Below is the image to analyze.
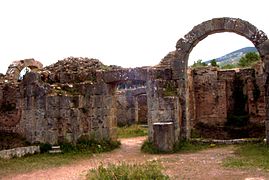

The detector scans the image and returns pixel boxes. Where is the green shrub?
[60,142,77,153]
[87,161,169,180]
[60,136,120,153]
[141,140,164,154]
[39,143,52,153]
[163,82,177,97]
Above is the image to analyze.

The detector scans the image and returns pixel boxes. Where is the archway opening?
[113,80,148,138]
[18,66,31,81]
[187,32,265,140]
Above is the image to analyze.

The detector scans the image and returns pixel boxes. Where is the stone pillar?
[258,40,269,144]
[134,96,139,124]
[153,122,175,152]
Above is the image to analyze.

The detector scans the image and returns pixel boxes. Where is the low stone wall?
[0,145,40,159]
[191,138,262,145]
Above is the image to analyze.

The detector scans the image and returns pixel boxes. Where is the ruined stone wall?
[0,82,21,132]
[188,66,265,128]
[0,58,119,144]
[0,73,116,144]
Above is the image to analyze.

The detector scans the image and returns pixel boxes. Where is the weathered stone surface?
[5,59,43,82]
[153,122,174,152]
[0,145,40,159]
[188,67,265,127]
[0,17,269,149]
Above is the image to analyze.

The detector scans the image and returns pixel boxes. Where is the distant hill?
[205,47,258,65]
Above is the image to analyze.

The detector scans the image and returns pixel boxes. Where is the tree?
[192,59,207,68]
[238,52,260,68]
[210,59,219,67]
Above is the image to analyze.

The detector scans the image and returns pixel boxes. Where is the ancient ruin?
[1,17,269,151]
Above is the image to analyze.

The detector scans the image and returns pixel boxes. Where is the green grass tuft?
[141,140,215,154]
[0,152,92,177]
[117,124,148,138]
[223,143,269,169]
[141,140,163,154]
[86,160,169,180]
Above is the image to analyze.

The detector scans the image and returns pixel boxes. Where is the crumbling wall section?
[188,66,265,128]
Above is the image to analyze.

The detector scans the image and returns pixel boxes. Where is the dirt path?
[5,137,269,180]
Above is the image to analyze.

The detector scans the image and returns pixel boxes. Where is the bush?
[60,136,120,153]
[238,52,260,68]
[87,161,169,180]
[141,140,164,154]
[39,143,52,153]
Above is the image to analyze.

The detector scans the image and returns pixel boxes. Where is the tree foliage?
[221,52,260,69]
[238,52,260,68]
[210,59,219,67]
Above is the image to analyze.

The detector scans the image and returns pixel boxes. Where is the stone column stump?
[153,122,175,152]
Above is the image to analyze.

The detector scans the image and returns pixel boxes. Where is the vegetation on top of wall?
[191,60,207,68]
[163,82,177,97]
[61,85,80,95]
[221,64,237,69]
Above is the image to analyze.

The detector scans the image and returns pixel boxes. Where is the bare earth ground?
[4,136,269,180]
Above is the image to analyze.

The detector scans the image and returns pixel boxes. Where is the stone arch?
[5,59,43,81]
[176,17,267,61]
[169,17,269,141]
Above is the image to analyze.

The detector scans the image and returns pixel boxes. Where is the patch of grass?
[0,151,92,177]
[141,140,215,154]
[173,141,216,153]
[0,137,120,178]
[141,140,163,154]
[223,143,269,170]
[86,160,169,180]
[117,124,148,138]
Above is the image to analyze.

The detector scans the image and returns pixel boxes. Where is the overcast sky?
[0,0,268,73]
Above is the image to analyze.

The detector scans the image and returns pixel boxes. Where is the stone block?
[212,18,225,31]
[153,122,175,152]
[257,40,269,56]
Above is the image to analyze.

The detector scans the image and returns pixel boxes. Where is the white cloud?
[0,0,268,73]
